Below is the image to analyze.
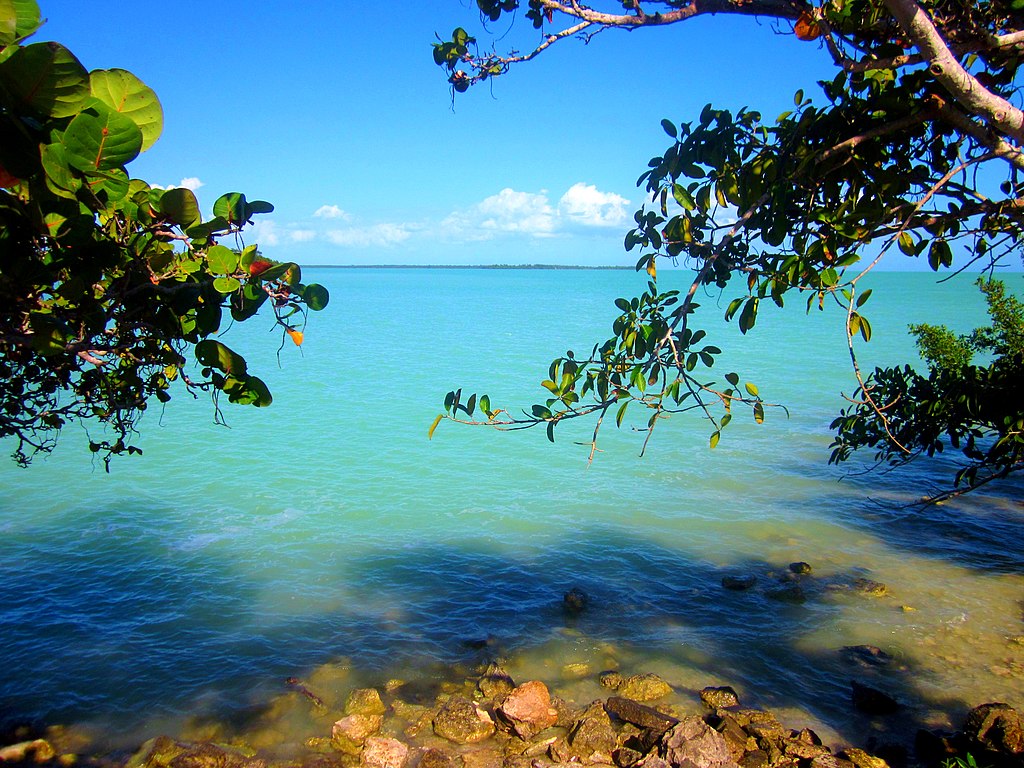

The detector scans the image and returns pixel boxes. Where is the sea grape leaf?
[64,102,143,172]
[88,68,163,150]
[0,41,90,118]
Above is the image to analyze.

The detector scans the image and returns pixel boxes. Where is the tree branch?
[883,0,1024,144]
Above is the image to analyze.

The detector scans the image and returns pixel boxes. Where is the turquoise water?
[1,269,1022,752]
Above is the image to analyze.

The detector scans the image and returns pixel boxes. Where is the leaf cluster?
[830,278,1024,492]
[432,0,1024,495]
[0,1,329,465]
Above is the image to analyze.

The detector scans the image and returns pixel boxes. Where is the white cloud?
[151,177,205,192]
[314,204,351,220]
[248,220,280,247]
[443,188,557,240]
[558,183,630,228]
[325,223,412,248]
[289,229,317,242]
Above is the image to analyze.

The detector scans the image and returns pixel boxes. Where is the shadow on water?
[1,498,1001,756]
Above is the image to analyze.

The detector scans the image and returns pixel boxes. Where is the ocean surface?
[1,268,1022,753]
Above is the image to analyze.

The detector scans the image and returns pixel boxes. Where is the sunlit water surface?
[1,269,1022,755]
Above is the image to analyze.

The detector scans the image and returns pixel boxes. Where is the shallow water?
[1,269,1022,754]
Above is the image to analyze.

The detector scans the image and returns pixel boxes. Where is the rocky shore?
[2,661,1021,768]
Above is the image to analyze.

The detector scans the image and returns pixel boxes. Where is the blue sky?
[39,2,837,266]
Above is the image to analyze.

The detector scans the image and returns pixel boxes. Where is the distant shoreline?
[299,264,633,270]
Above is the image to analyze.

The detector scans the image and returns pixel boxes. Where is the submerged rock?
[700,686,740,710]
[332,714,385,755]
[0,740,56,763]
[788,562,813,575]
[765,583,807,604]
[721,575,757,591]
[618,674,673,702]
[840,646,893,668]
[850,681,900,715]
[432,696,495,744]
[599,671,625,690]
[852,579,888,597]
[563,587,589,615]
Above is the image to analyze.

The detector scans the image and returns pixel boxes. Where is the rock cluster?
[4,670,1021,768]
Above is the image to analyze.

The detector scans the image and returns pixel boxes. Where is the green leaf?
[207,244,239,274]
[39,142,77,193]
[195,339,248,376]
[738,297,759,334]
[11,0,41,39]
[213,276,240,294]
[88,68,163,151]
[160,187,201,228]
[0,41,90,118]
[479,394,491,415]
[615,400,629,428]
[0,0,19,46]
[302,283,329,311]
[928,239,953,271]
[213,192,248,227]
[744,381,759,397]
[710,430,720,449]
[672,183,695,211]
[661,118,677,138]
[753,402,765,424]
[64,102,143,172]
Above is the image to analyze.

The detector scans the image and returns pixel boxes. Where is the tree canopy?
[431,0,1024,498]
[0,0,328,466]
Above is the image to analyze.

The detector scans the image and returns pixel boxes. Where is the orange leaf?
[250,259,273,276]
[286,328,304,346]
[795,11,821,41]
[0,164,20,188]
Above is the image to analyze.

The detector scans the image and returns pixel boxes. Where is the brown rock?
[496,681,558,739]
[660,716,741,768]
[963,702,1024,754]
[837,748,890,768]
[737,749,769,768]
[433,696,495,744]
[361,738,409,768]
[477,663,515,700]
[709,712,752,762]
[414,749,454,768]
[605,697,679,733]
[568,702,618,760]
[458,748,502,768]
[346,688,387,716]
[333,714,385,755]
